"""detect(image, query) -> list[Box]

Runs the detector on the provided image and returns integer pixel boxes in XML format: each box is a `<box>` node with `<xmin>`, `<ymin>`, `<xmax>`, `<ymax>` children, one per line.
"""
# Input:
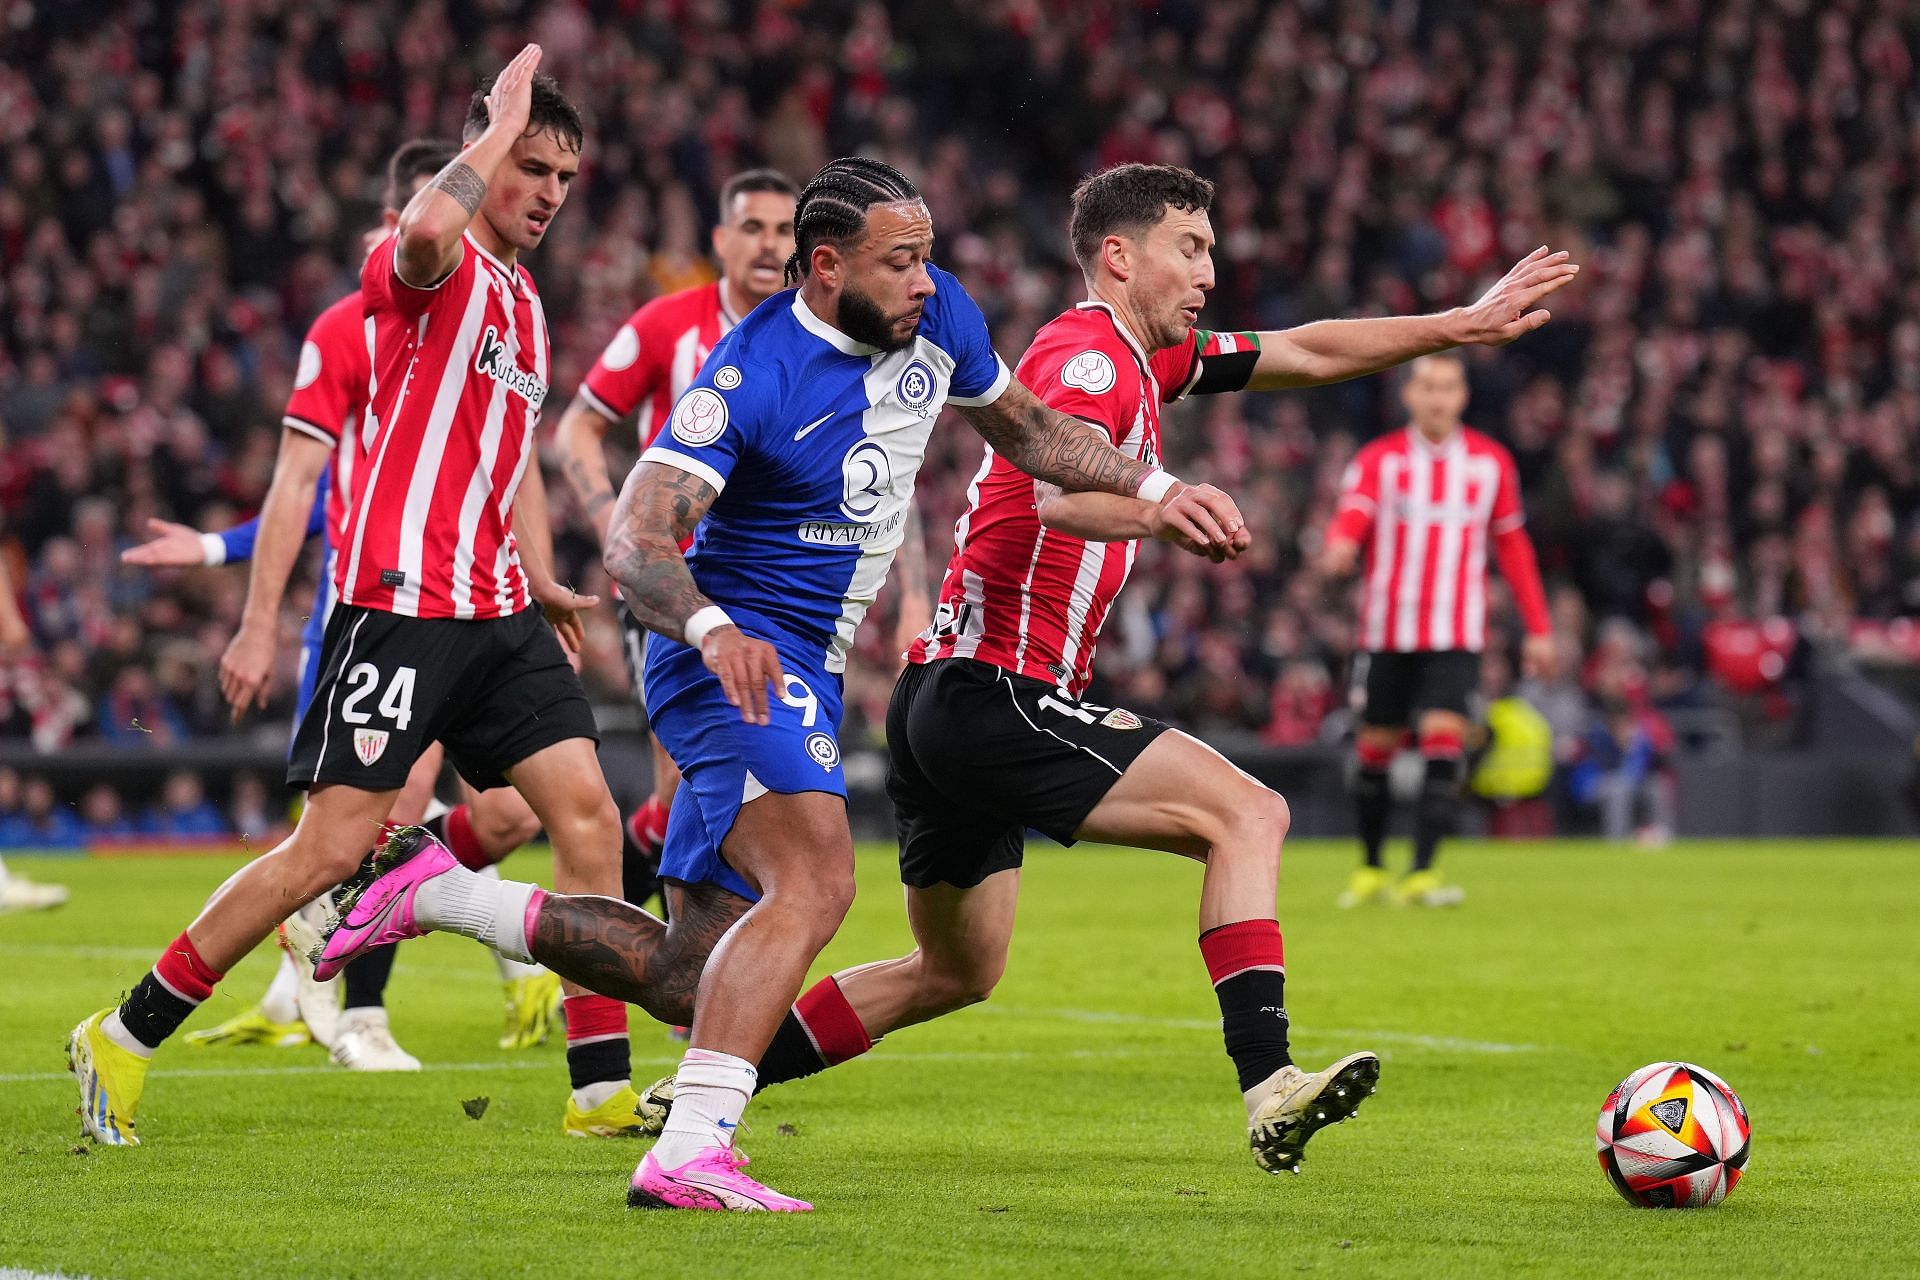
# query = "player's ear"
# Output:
<box><xmin>810</xmin><ymin>243</ymin><xmax>842</xmax><ymax>287</ymax></box>
<box><xmin>711</xmin><ymin>224</ymin><xmax>727</xmax><ymax>258</ymax></box>
<box><xmin>1102</xmin><ymin>234</ymin><xmax>1130</xmax><ymax>282</ymax></box>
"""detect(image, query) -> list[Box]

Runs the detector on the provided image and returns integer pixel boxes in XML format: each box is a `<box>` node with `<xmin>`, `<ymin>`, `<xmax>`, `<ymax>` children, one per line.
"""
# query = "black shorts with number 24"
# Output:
<box><xmin>887</xmin><ymin>657</ymin><xmax>1171</xmax><ymax>891</ymax></box>
<box><xmin>286</xmin><ymin>603</ymin><xmax>599</xmax><ymax>793</ymax></box>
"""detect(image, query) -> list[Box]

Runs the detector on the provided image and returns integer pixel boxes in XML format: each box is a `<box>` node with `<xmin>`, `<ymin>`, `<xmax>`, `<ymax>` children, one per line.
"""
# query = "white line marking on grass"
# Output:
<box><xmin>983</xmin><ymin>1005</ymin><xmax>1539</xmax><ymax>1054</ymax></box>
<box><xmin>0</xmin><ymin>1270</ymin><xmax>98</xmax><ymax>1280</ymax></box>
<box><xmin>0</xmin><ymin>1049</ymin><xmax>1113</xmax><ymax>1086</ymax></box>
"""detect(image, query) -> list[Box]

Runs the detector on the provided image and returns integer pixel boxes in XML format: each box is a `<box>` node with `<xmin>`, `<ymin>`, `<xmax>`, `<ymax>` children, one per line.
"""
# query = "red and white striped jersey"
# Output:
<box><xmin>576</xmin><ymin>281</ymin><xmax>743</xmax><ymax>448</ymax></box>
<box><xmin>910</xmin><ymin>301</ymin><xmax>1224</xmax><ymax>695</ymax></box>
<box><xmin>282</xmin><ymin>289</ymin><xmax>371</xmax><ymax>547</ymax></box>
<box><xmin>1327</xmin><ymin>425</ymin><xmax>1550</xmax><ymax>653</ymax></box>
<box><xmin>339</xmin><ymin>233</ymin><xmax>550</xmax><ymax>620</ymax></box>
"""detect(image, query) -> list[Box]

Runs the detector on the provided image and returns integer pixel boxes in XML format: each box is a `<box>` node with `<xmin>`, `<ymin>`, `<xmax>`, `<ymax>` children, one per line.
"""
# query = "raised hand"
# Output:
<box><xmin>484</xmin><ymin>43</ymin><xmax>543</xmax><ymax>141</ymax></box>
<box><xmin>122</xmin><ymin>518</ymin><xmax>210</xmax><ymax>568</ymax></box>
<box><xmin>1454</xmin><ymin>247</ymin><xmax>1581</xmax><ymax>346</ymax></box>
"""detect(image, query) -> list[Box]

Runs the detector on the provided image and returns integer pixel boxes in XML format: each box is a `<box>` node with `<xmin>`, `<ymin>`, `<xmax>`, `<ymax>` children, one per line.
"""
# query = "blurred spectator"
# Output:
<box><xmin>1569</xmin><ymin>666</ymin><xmax>1678</xmax><ymax>847</ymax></box>
<box><xmin>1470</xmin><ymin>650</ymin><xmax>1556</xmax><ymax>838</ymax></box>
<box><xmin>146</xmin><ymin>771</ymin><xmax>228</xmax><ymax>840</ymax></box>
<box><xmin>78</xmin><ymin>782</ymin><xmax>141</xmax><ymax>840</ymax></box>
<box><xmin>0</xmin><ymin>774</ymin><xmax>86</xmax><ymax>848</ymax></box>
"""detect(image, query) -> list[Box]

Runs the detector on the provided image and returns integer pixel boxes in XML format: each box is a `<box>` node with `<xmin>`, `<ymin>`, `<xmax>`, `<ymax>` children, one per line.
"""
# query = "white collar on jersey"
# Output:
<box><xmin>717</xmin><ymin>279</ymin><xmax>746</xmax><ymax>328</ymax></box>
<box><xmin>463</xmin><ymin>231</ymin><xmax>522</xmax><ymax>292</ymax></box>
<box><xmin>1074</xmin><ymin>299</ymin><xmax>1152</xmax><ymax>373</ymax></box>
<box><xmin>791</xmin><ymin>291</ymin><xmax>881</xmax><ymax>356</ymax></box>
<box><xmin>1404</xmin><ymin>423</ymin><xmax>1466</xmax><ymax>455</ymax></box>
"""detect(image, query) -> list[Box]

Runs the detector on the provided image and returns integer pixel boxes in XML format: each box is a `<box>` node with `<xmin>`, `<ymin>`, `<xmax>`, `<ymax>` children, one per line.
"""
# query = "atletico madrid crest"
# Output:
<box><xmin>353</xmin><ymin>728</ymin><xmax>390</xmax><ymax>767</ymax></box>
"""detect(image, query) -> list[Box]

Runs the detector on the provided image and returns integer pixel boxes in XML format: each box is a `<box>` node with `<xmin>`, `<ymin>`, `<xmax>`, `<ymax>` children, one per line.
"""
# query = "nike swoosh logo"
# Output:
<box><xmin>793</xmin><ymin>412</ymin><xmax>834</xmax><ymax>441</ymax></box>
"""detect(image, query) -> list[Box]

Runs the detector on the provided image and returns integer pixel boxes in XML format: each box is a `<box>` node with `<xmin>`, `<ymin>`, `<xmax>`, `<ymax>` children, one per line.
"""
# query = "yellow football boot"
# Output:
<box><xmin>67</xmin><ymin>1009</ymin><xmax>150</xmax><ymax>1146</ymax></box>
<box><xmin>499</xmin><ymin>971</ymin><xmax>563</xmax><ymax>1050</ymax></box>
<box><xmin>183</xmin><ymin>1005</ymin><xmax>310</xmax><ymax>1048</ymax></box>
<box><xmin>1336</xmin><ymin>864</ymin><xmax>1393</xmax><ymax>908</ymax></box>
<box><xmin>1393</xmin><ymin>868</ymin><xmax>1465</xmax><ymax>908</ymax></box>
<box><xmin>562</xmin><ymin>1083</ymin><xmax>670</xmax><ymax>1139</ymax></box>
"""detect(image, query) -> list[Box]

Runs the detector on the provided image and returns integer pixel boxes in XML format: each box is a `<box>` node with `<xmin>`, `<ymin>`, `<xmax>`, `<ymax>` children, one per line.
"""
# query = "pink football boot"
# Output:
<box><xmin>627</xmin><ymin>1146</ymin><xmax>813</xmax><ymax>1213</ymax></box>
<box><xmin>311</xmin><ymin>826</ymin><xmax>457</xmax><ymax>980</ymax></box>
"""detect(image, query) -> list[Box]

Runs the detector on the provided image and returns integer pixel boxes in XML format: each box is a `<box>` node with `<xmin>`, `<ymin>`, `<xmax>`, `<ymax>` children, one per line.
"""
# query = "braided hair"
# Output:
<box><xmin>783</xmin><ymin>157</ymin><xmax>922</xmax><ymax>286</ymax></box>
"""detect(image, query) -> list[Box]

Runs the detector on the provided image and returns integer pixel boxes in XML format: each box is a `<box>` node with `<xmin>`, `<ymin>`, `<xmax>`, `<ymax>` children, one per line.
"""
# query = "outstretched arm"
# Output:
<box><xmin>123</xmin><ymin>478</ymin><xmax>328</xmax><ymax>568</ymax></box>
<box><xmin>1225</xmin><ymin>248</ymin><xmax>1580</xmax><ymax>393</ymax></box>
<box><xmin>604</xmin><ymin>461</ymin><xmax>784</xmax><ymax>724</ymax></box>
<box><xmin>393</xmin><ymin>44</ymin><xmax>543</xmax><ymax>288</ymax></box>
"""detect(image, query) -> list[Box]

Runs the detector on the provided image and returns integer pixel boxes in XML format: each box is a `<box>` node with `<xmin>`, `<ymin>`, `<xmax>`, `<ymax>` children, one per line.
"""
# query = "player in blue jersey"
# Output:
<box><xmin>315</xmin><ymin>156</ymin><xmax>1247</xmax><ymax>1210</ymax></box>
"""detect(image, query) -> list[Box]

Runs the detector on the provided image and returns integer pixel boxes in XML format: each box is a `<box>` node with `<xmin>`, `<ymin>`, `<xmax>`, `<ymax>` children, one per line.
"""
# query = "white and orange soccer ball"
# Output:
<box><xmin>1595</xmin><ymin>1061</ymin><xmax>1751</xmax><ymax>1208</ymax></box>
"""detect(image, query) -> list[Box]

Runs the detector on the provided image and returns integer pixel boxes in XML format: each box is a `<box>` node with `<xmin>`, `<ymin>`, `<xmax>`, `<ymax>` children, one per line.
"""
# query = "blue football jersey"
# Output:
<box><xmin>638</xmin><ymin>264</ymin><xmax>1010</xmax><ymax>672</ymax></box>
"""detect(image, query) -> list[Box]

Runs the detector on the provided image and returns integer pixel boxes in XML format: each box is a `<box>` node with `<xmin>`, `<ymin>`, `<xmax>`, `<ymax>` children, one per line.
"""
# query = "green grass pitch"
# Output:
<box><xmin>2</xmin><ymin>839</ymin><xmax>1917</xmax><ymax>1279</ymax></box>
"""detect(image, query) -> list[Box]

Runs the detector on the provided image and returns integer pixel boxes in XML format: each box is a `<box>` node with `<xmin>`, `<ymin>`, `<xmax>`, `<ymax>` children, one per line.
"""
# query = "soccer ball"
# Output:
<box><xmin>1595</xmin><ymin>1061</ymin><xmax>1751</xmax><ymax>1208</ymax></box>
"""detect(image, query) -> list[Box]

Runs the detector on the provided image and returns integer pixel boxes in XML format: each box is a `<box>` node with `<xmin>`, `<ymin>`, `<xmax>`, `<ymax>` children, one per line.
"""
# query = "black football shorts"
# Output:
<box><xmin>287</xmin><ymin>603</ymin><xmax>599</xmax><ymax>793</ymax></box>
<box><xmin>1352</xmin><ymin>649</ymin><xmax>1480</xmax><ymax>728</ymax></box>
<box><xmin>886</xmin><ymin>657</ymin><xmax>1171</xmax><ymax>890</ymax></box>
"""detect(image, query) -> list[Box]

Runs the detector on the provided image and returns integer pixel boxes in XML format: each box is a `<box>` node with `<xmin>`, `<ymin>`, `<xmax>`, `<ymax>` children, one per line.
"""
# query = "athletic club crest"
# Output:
<box><xmin>1100</xmin><ymin>707</ymin><xmax>1143</xmax><ymax>731</ymax></box>
<box><xmin>354</xmin><ymin>728</ymin><xmax>390</xmax><ymax>766</ymax></box>
<box><xmin>895</xmin><ymin>360</ymin><xmax>937</xmax><ymax>416</ymax></box>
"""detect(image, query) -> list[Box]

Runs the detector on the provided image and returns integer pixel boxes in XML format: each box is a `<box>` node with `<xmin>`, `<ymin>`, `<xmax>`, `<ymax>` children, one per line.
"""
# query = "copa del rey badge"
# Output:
<box><xmin>354</xmin><ymin>728</ymin><xmax>390</xmax><ymax>766</ymax></box>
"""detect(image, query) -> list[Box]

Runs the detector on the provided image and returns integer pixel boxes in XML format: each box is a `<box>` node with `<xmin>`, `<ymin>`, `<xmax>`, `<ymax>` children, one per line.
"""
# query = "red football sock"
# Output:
<box><xmin>442</xmin><ymin>804</ymin><xmax>491</xmax><ymax>871</ymax></box>
<box><xmin>563</xmin><ymin>994</ymin><xmax>630</xmax><ymax>1089</ymax></box>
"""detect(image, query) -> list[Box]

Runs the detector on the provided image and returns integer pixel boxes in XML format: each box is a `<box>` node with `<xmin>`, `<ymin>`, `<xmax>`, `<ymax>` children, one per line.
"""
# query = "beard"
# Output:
<box><xmin>839</xmin><ymin>281</ymin><xmax>919</xmax><ymax>352</ymax></box>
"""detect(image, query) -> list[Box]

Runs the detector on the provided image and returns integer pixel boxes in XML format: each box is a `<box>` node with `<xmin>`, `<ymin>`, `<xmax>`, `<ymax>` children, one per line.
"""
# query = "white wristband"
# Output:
<box><xmin>1137</xmin><ymin>470</ymin><xmax>1181</xmax><ymax>503</ymax></box>
<box><xmin>200</xmin><ymin>533</ymin><xmax>229</xmax><ymax>566</ymax></box>
<box><xmin>684</xmin><ymin>605</ymin><xmax>735</xmax><ymax>651</ymax></box>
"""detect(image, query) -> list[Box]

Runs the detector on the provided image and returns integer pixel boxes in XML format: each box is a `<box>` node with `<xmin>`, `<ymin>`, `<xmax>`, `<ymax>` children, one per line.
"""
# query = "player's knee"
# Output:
<box><xmin>916</xmin><ymin>951</ymin><xmax>1003</xmax><ymax>1013</ymax></box>
<box><xmin>546</xmin><ymin>792</ymin><xmax>622</xmax><ymax>872</ymax></box>
<box><xmin>297</xmin><ymin>835</ymin><xmax>378</xmax><ymax>890</ymax></box>
<box><xmin>1198</xmin><ymin>781</ymin><xmax>1289</xmax><ymax>854</ymax></box>
<box><xmin>475</xmin><ymin>802</ymin><xmax>542</xmax><ymax>853</ymax></box>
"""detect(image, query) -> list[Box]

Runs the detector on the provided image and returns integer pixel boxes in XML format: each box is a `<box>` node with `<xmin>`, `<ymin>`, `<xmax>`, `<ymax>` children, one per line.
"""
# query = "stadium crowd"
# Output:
<box><xmin>3</xmin><ymin>0</ymin><xmax>1920</xmax><ymax>831</ymax></box>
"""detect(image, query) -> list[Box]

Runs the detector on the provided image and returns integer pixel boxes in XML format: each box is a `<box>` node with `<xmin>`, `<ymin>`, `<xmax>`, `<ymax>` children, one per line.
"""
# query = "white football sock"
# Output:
<box><xmin>411</xmin><ymin>862</ymin><xmax>539</xmax><ymax>964</ymax></box>
<box><xmin>570</xmin><ymin>1079</ymin><xmax>627</xmax><ymax>1110</ymax></box>
<box><xmin>474</xmin><ymin>866</ymin><xmax>546</xmax><ymax>980</ymax></box>
<box><xmin>102</xmin><ymin>1009</ymin><xmax>154</xmax><ymax>1059</ymax></box>
<box><xmin>652</xmin><ymin>1048</ymin><xmax>757</xmax><ymax>1168</ymax></box>
<box><xmin>260</xmin><ymin>952</ymin><xmax>301</xmax><ymax>1024</ymax></box>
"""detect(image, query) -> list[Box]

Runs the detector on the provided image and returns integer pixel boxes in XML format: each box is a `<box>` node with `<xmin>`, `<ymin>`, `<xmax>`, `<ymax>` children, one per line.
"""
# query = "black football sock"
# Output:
<box><xmin>1199</xmin><ymin>920</ymin><xmax>1291</xmax><ymax>1092</ymax></box>
<box><xmin>1352</xmin><ymin>767</ymin><xmax>1391</xmax><ymax>869</ymax></box>
<box><xmin>341</xmin><ymin>943</ymin><xmax>398</xmax><ymax>1010</ymax></box>
<box><xmin>1413</xmin><ymin>755</ymin><xmax>1463</xmax><ymax>873</ymax></box>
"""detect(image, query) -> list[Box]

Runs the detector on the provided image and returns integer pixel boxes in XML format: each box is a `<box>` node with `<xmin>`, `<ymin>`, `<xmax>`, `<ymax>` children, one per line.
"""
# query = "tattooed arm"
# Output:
<box><xmin>553</xmin><ymin>394</ymin><xmax>621</xmax><ymax>547</ymax></box>
<box><xmin>956</xmin><ymin>378</ymin><xmax>1181</xmax><ymax>500</ymax></box>
<box><xmin>605</xmin><ymin>461</ymin><xmax>787</xmax><ymax>724</ymax></box>
<box><xmin>394</xmin><ymin>44</ymin><xmax>544</xmax><ymax>287</ymax></box>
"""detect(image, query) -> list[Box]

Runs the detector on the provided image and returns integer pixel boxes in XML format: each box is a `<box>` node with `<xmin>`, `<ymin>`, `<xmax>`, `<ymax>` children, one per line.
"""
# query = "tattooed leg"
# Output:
<box><xmin>529</xmin><ymin>881</ymin><xmax>748</xmax><ymax>1026</ymax></box>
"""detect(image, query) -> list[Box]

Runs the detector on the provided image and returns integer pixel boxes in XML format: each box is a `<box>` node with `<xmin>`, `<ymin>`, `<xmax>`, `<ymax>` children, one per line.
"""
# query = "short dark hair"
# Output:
<box><xmin>383</xmin><ymin>139</ymin><xmax>459</xmax><ymax>211</ymax></box>
<box><xmin>1068</xmin><ymin>163</ymin><xmax>1216</xmax><ymax>273</ymax></box>
<box><xmin>784</xmin><ymin>157</ymin><xmax>921</xmax><ymax>286</ymax></box>
<box><xmin>463</xmin><ymin>72</ymin><xmax>584</xmax><ymax>152</ymax></box>
<box><xmin>718</xmin><ymin>168</ymin><xmax>799</xmax><ymax>224</ymax></box>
